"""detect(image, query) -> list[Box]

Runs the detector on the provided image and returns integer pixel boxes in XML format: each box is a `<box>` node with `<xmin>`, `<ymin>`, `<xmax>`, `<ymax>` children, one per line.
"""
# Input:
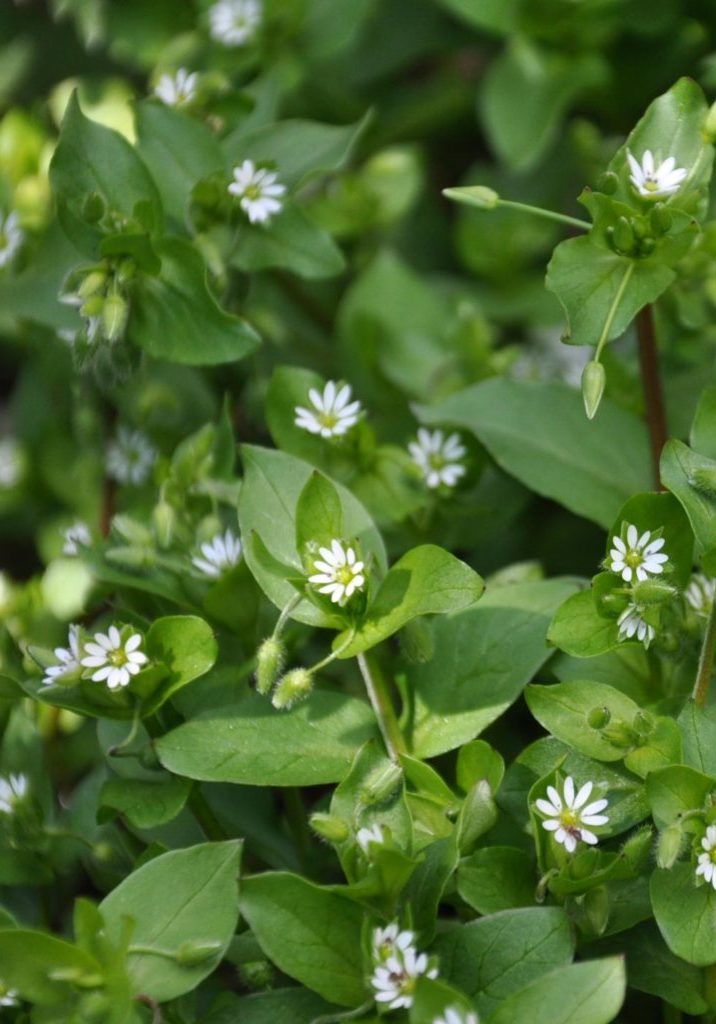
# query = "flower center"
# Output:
<box><xmin>428</xmin><ymin>453</ymin><xmax>446</xmax><ymax>470</ymax></box>
<box><xmin>643</xmin><ymin>177</ymin><xmax>659</xmax><ymax>192</ymax></box>
<box><xmin>625</xmin><ymin>550</ymin><xmax>644</xmax><ymax>569</ymax></box>
<box><xmin>318</xmin><ymin>411</ymin><xmax>338</xmax><ymax>429</ymax></box>
<box><xmin>244</xmin><ymin>184</ymin><xmax>263</xmax><ymax>201</ymax></box>
<box><xmin>336</xmin><ymin>566</ymin><xmax>356</xmax><ymax>585</ymax></box>
<box><xmin>109</xmin><ymin>648</ymin><xmax>128</xmax><ymax>668</ymax></box>
<box><xmin>559</xmin><ymin>809</ymin><xmax>579</xmax><ymax>829</ymax></box>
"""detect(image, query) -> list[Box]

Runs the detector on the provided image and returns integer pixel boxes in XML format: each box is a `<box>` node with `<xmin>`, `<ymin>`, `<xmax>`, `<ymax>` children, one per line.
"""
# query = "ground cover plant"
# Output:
<box><xmin>4</xmin><ymin>1</ymin><xmax>716</xmax><ymax>1022</ymax></box>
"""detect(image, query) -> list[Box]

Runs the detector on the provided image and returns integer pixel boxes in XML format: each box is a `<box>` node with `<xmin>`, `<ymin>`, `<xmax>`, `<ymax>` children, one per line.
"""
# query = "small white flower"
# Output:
<box><xmin>617</xmin><ymin>602</ymin><xmax>655</xmax><ymax>647</ymax></box>
<box><xmin>308</xmin><ymin>539</ymin><xmax>366</xmax><ymax>605</ymax></box>
<box><xmin>435</xmin><ymin>1008</ymin><xmax>479</xmax><ymax>1024</ymax></box>
<box><xmin>408</xmin><ymin>428</ymin><xmax>467</xmax><ymax>489</ymax></box>
<box><xmin>372</xmin><ymin>923</ymin><xmax>416</xmax><ymax>962</ymax></box>
<box><xmin>0</xmin><ymin>986</ymin><xmax>19</xmax><ymax>1007</ymax></box>
<box><xmin>534</xmin><ymin>776</ymin><xmax>609</xmax><ymax>854</ymax></box>
<box><xmin>81</xmin><ymin>625</ymin><xmax>148</xmax><ymax>690</ymax></box>
<box><xmin>62</xmin><ymin>521</ymin><xmax>91</xmax><ymax>556</ymax></box>
<box><xmin>627</xmin><ymin>149</ymin><xmax>687</xmax><ymax>199</ymax></box>
<box><xmin>106</xmin><ymin>427</ymin><xmax>157</xmax><ymax>486</ymax></box>
<box><xmin>209</xmin><ymin>0</ymin><xmax>262</xmax><ymax>45</ymax></box>
<box><xmin>685</xmin><ymin>573</ymin><xmax>715</xmax><ymax>617</ymax></box>
<box><xmin>295</xmin><ymin>381</ymin><xmax>362</xmax><ymax>439</ymax></box>
<box><xmin>154</xmin><ymin>68</ymin><xmax>199</xmax><ymax>107</ymax></box>
<box><xmin>371</xmin><ymin>947</ymin><xmax>438</xmax><ymax>1011</ymax></box>
<box><xmin>609</xmin><ymin>522</ymin><xmax>668</xmax><ymax>583</ymax></box>
<box><xmin>357</xmin><ymin>823</ymin><xmax>385</xmax><ymax>854</ymax></box>
<box><xmin>228</xmin><ymin>159</ymin><xmax>286</xmax><ymax>225</ymax></box>
<box><xmin>0</xmin><ymin>211</ymin><xmax>23</xmax><ymax>268</ymax></box>
<box><xmin>696</xmin><ymin>825</ymin><xmax>716</xmax><ymax>889</ymax></box>
<box><xmin>192</xmin><ymin>529</ymin><xmax>242</xmax><ymax>578</ymax></box>
<box><xmin>0</xmin><ymin>437</ymin><xmax>22</xmax><ymax>488</ymax></box>
<box><xmin>0</xmin><ymin>774</ymin><xmax>28</xmax><ymax>814</ymax></box>
<box><xmin>43</xmin><ymin>624</ymin><xmax>82</xmax><ymax>687</ymax></box>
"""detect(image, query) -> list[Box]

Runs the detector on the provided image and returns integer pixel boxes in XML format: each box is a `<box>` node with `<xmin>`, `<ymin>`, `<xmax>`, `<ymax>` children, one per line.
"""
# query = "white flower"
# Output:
<box><xmin>435</xmin><ymin>1008</ymin><xmax>479</xmax><ymax>1024</ymax></box>
<box><xmin>192</xmin><ymin>529</ymin><xmax>242</xmax><ymax>578</ymax></box>
<box><xmin>617</xmin><ymin>602</ymin><xmax>655</xmax><ymax>647</ymax></box>
<box><xmin>106</xmin><ymin>427</ymin><xmax>157</xmax><ymax>486</ymax></box>
<box><xmin>0</xmin><ymin>774</ymin><xmax>28</xmax><ymax>814</ymax></box>
<box><xmin>0</xmin><ymin>437</ymin><xmax>22</xmax><ymax>488</ymax></box>
<box><xmin>535</xmin><ymin>776</ymin><xmax>609</xmax><ymax>854</ymax></box>
<box><xmin>408</xmin><ymin>428</ymin><xmax>467</xmax><ymax>489</ymax></box>
<box><xmin>209</xmin><ymin>0</ymin><xmax>261</xmax><ymax>45</ymax></box>
<box><xmin>294</xmin><ymin>381</ymin><xmax>362</xmax><ymax>439</ymax></box>
<box><xmin>43</xmin><ymin>624</ymin><xmax>82</xmax><ymax>687</ymax></box>
<box><xmin>372</xmin><ymin>923</ymin><xmax>416</xmax><ymax>962</ymax></box>
<box><xmin>627</xmin><ymin>150</ymin><xmax>687</xmax><ymax>199</ymax></box>
<box><xmin>228</xmin><ymin>159</ymin><xmax>286</xmax><ymax>224</ymax></box>
<box><xmin>686</xmin><ymin>573</ymin><xmax>715</xmax><ymax>617</ymax></box>
<box><xmin>696</xmin><ymin>825</ymin><xmax>716</xmax><ymax>889</ymax></box>
<box><xmin>0</xmin><ymin>986</ymin><xmax>19</xmax><ymax>1007</ymax></box>
<box><xmin>371</xmin><ymin>946</ymin><xmax>438</xmax><ymax>1011</ymax></box>
<box><xmin>62</xmin><ymin>521</ymin><xmax>91</xmax><ymax>556</ymax></box>
<box><xmin>609</xmin><ymin>523</ymin><xmax>667</xmax><ymax>583</ymax></box>
<box><xmin>81</xmin><ymin>625</ymin><xmax>148</xmax><ymax>690</ymax></box>
<box><xmin>0</xmin><ymin>211</ymin><xmax>23</xmax><ymax>268</ymax></box>
<box><xmin>308</xmin><ymin>539</ymin><xmax>366</xmax><ymax>605</ymax></box>
<box><xmin>154</xmin><ymin>68</ymin><xmax>199</xmax><ymax>107</ymax></box>
<box><xmin>357</xmin><ymin>823</ymin><xmax>385</xmax><ymax>854</ymax></box>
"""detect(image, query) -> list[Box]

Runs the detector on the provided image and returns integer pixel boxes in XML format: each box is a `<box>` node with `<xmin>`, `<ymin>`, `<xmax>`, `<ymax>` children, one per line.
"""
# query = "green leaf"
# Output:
<box><xmin>223</xmin><ymin>114</ymin><xmax>371</xmax><ymax>189</ymax></box>
<box><xmin>100</xmin><ymin>841</ymin><xmax>241</xmax><ymax>1001</ymax></box>
<box><xmin>526</xmin><ymin>680</ymin><xmax>640</xmax><ymax>762</ymax></box>
<box><xmin>50</xmin><ymin>90</ymin><xmax>162</xmax><ymax>256</ymax></box>
<box><xmin>434</xmin><ymin>907</ymin><xmax>573</xmax><ymax>1017</ymax></box>
<box><xmin>548</xmin><ymin>590</ymin><xmax>619</xmax><ymax>658</ymax></box>
<box><xmin>409</xmin><ymin>579</ymin><xmax>577</xmax><ymax>757</ymax></box>
<box><xmin>678</xmin><ymin>700</ymin><xmax>716</xmax><ymax>775</ymax></box>
<box><xmin>645</xmin><ymin>765</ymin><xmax>714</xmax><ymax>828</ymax></box>
<box><xmin>143</xmin><ymin>615</ymin><xmax>217</xmax><ymax>713</ymax></box>
<box><xmin>546</xmin><ymin>235</ymin><xmax>674</xmax><ymax>349</ymax></box>
<box><xmin>458</xmin><ymin>847</ymin><xmax>535</xmax><ymax>915</ymax></box>
<box><xmin>231</xmin><ymin>203</ymin><xmax>345</xmax><ymax>280</ymax></box>
<box><xmin>410</xmin><ymin>976</ymin><xmax>477</xmax><ymax>1024</ymax></box>
<box><xmin>485</xmin><ymin>957</ymin><xmax>626</xmax><ymax>1024</ymax></box>
<box><xmin>131</xmin><ymin>236</ymin><xmax>260</xmax><ymax>365</ymax></box>
<box><xmin>155</xmin><ymin>690</ymin><xmax>379</xmax><ymax>786</ymax></box>
<box><xmin>239</xmin><ymin>872</ymin><xmax>366</xmax><ymax>1006</ymax></box>
<box><xmin>239</xmin><ymin>445</ymin><xmax>386</xmax><ymax>628</ymax></box>
<box><xmin>690</xmin><ymin>384</ymin><xmax>716</xmax><ymax>460</ymax></box>
<box><xmin>433</xmin><ymin>0</ymin><xmax>517</xmax><ymax>32</ymax></box>
<box><xmin>402</xmin><ymin>835</ymin><xmax>459</xmax><ymax>942</ymax></box>
<box><xmin>0</xmin><ymin>930</ymin><xmax>102</xmax><ymax>1005</ymax></box>
<box><xmin>99</xmin><ymin>774</ymin><xmax>192</xmax><ymax>829</ymax></box>
<box><xmin>295</xmin><ymin>471</ymin><xmax>343</xmax><ymax>552</ymax></box>
<box><xmin>335</xmin><ymin>545</ymin><xmax>484</xmax><ymax>658</ymax></box>
<box><xmin>623</xmin><ymin>716</ymin><xmax>682</xmax><ymax>778</ymax></box>
<box><xmin>135</xmin><ymin>100</ymin><xmax>224</xmax><ymax>225</ymax></box>
<box><xmin>205</xmin><ymin>989</ymin><xmax>340</xmax><ymax>1024</ymax></box>
<box><xmin>417</xmin><ymin>379</ymin><xmax>650</xmax><ymax>528</ymax></box>
<box><xmin>457</xmin><ymin>740</ymin><xmax>505</xmax><ymax>794</ymax></box>
<box><xmin>651</xmin><ymin>862</ymin><xmax>716</xmax><ymax>966</ymax></box>
<box><xmin>661</xmin><ymin>439</ymin><xmax>716</xmax><ymax>559</ymax></box>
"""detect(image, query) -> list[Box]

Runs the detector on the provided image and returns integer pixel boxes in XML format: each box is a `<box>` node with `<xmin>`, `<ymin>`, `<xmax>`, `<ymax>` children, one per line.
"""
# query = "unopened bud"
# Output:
<box><xmin>632</xmin><ymin>710</ymin><xmax>654</xmax><ymax>737</ymax></box>
<box><xmin>174</xmin><ymin>940</ymin><xmax>222</xmax><ymax>966</ymax></box>
<box><xmin>237</xmin><ymin>959</ymin><xmax>276</xmax><ymax>990</ymax></box>
<box><xmin>632</xmin><ymin>579</ymin><xmax>676</xmax><ymax>604</ymax></box>
<box><xmin>116</xmin><ymin>259</ymin><xmax>136</xmax><ymax>285</ymax></box>
<box><xmin>105</xmin><ymin>545</ymin><xmax>155</xmax><ymax>569</ymax></box>
<box><xmin>102</xmin><ymin>292</ymin><xmax>129</xmax><ymax>343</ymax></box>
<box><xmin>271</xmin><ymin>668</ymin><xmax>313</xmax><ymax>710</ymax></box>
<box><xmin>309</xmin><ymin>812</ymin><xmax>350</xmax><ymax>843</ymax></box>
<box><xmin>597</xmin><ymin>171</ymin><xmax>618</xmax><ymax>195</ymax></box>
<box><xmin>613</xmin><ymin>216</ymin><xmax>634</xmax><ymax>253</ymax></box>
<box><xmin>443</xmin><ymin>185</ymin><xmax>499</xmax><ymax>210</ymax></box>
<box><xmin>689</xmin><ymin>467</ymin><xmax>716</xmax><ymax>497</ymax></box>
<box><xmin>256</xmin><ymin>637</ymin><xmax>285</xmax><ymax>696</ymax></box>
<box><xmin>656</xmin><ymin>823</ymin><xmax>684</xmax><ymax>869</ymax></box>
<box><xmin>152</xmin><ymin>500</ymin><xmax>176</xmax><ymax>549</ymax></box>
<box><xmin>582</xmin><ymin>360</ymin><xmax>605</xmax><ymax>420</ymax></box>
<box><xmin>631</xmin><ymin>218</ymin><xmax>649</xmax><ymax>240</ymax></box>
<box><xmin>587</xmin><ymin>705</ymin><xmax>611</xmax><ymax>729</ymax></box>
<box><xmin>638</xmin><ymin>237</ymin><xmax>656</xmax><ymax>257</ymax></box>
<box><xmin>80</xmin><ymin>294</ymin><xmax>104</xmax><ymax>319</ymax></box>
<box><xmin>359</xmin><ymin>761</ymin><xmax>403</xmax><ymax>807</ymax></box>
<box><xmin>77</xmin><ymin>269</ymin><xmax>107</xmax><ymax>300</ymax></box>
<box><xmin>601</xmin><ymin>720</ymin><xmax>637</xmax><ymax>748</ymax></box>
<box><xmin>650</xmin><ymin>203</ymin><xmax>672</xmax><ymax>235</ymax></box>
<box><xmin>704</xmin><ymin>101</ymin><xmax>716</xmax><ymax>144</ymax></box>
<box><xmin>622</xmin><ymin>826</ymin><xmax>653</xmax><ymax>870</ymax></box>
<box><xmin>113</xmin><ymin>515</ymin><xmax>153</xmax><ymax>545</ymax></box>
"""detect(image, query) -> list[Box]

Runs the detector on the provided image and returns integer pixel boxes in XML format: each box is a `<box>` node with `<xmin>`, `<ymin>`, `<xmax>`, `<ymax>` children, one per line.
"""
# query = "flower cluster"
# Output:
<box><xmin>370</xmin><ymin>923</ymin><xmax>438</xmax><ymax>1011</ymax></box>
<box><xmin>607</xmin><ymin>522</ymin><xmax>668</xmax><ymax>649</ymax></box>
<box><xmin>42</xmin><ymin>624</ymin><xmax>149</xmax><ymax>692</ymax></box>
<box><xmin>308</xmin><ymin>539</ymin><xmax>366</xmax><ymax>605</ymax></box>
<box><xmin>534</xmin><ymin>776</ymin><xmax>609</xmax><ymax>854</ymax></box>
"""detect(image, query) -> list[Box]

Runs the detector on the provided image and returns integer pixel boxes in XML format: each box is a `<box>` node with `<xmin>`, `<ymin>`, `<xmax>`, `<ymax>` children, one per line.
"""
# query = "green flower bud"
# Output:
<box><xmin>601</xmin><ymin>719</ymin><xmax>637</xmax><ymax>749</ymax></box>
<box><xmin>113</xmin><ymin>515</ymin><xmax>153</xmax><ymax>545</ymax></box>
<box><xmin>152</xmin><ymin>499</ymin><xmax>176</xmax><ymax>549</ymax></box>
<box><xmin>587</xmin><ymin>705</ymin><xmax>611</xmax><ymax>729</ymax></box>
<box><xmin>638</xmin><ymin>237</ymin><xmax>656</xmax><ymax>257</ymax></box>
<box><xmin>704</xmin><ymin>101</ymin><xmax>716</xmax><ymax>145</ymax></box>
<box><xmin>255</xmin><ymin>637</ymin><xmax>285</xmax><ymax>696</ymax></box>
<box><xmin>688</xmin><ymin>467</ymin><xmax>716</xmax><ymax>497</ymax></box>
<box><xmin>82</xmin><ymin>192</ymin><xmax>106</xmax><ymax>224</ymax></box>
<box><xmin>631</xmin><ymin>579</ymin><xmax>677</xmax><ymax>604</ymax></box>
<box><xmin>77</xmin><ymin>269</ymin><xmax>108</xmax><ymax>300</ymax></box>
<box><xmin>271</xmin><ymin>668</ymin><xmax>313</xmax><ymax>710</ymax></box>
<box><xmin>102</xmin><ymin>292</ymin><xmax>129</xmax><ymax>343</ymax></box>
<box><xmin>621</xmin><ymin>826</ymin><xmax>653</xmax><ymax>870</ymax></box>
<box><xmin>174</xmin><ymin>940</ymin><xmax>222</xmax><ymax>966</ymax></box>
<box><xmin>596</xmin><ymin>171</ymin><xmax>619</xmax><ymax>195</ymax></box>
<box><xmin>443</xmin><ymin>185</ymin><xmax>499</xmax><ymax>210</ymax></box>
<box><xmin>116</xmin><ymin>258</ymin><xmax>136</xmax><ymax>285</ymax></box>
<box><xmin>613</xmin><ymin>216</ymin><xmax>634</xmax><ymax>253</ymax></box>
<box><xmin>359</xmin><ymin>761</ymin><xmax>403</xmax><ymax>807</ymax></box>
<box><xmin>309</xmin><ymin>812</ymin><xmax>350</xmax><ymax>843</ymax></box>
<box><xmin>650</xmin><ymin>203</ymin><xmax>672</xmax><ymax>236</ymax></box>
<box><xmin>631</xmin><ymin>217</ymin><xmax>649</xmax><ymax>240</ymax></box>
<box><xmin>632</xmin><ymin>709</ymin><xmax>654</xmax><ymax>737</ymax></box>
<box><xmin>656</xmin><ymin>823</ymin><xmax>684</xmax><ymax>869</ymax></box>
<box><xmin>79</xmin><ymin>294</ymin><xmax>105</xmax><ymax>319</ymax></box>
<box><xmin>581</xmin><ymin>360</ymin><xmax>605</xmax><ymax>420</ymax></box>
<box><xmin>238</xmin><ymin>959</ymin><xmax>276</xmax><ymax>991</ymax></box>
<box><xmin>105</xmin><ymin>544</ymin><xmax>155</xmax><ymax>569</ymax></box>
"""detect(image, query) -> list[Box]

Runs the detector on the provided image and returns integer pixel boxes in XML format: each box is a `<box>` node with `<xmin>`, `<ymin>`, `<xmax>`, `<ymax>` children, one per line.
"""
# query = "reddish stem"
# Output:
<box><xmin>636</xmin><ymin>305</ymin><xmax>668</xmax><ymax>490</ymax></box>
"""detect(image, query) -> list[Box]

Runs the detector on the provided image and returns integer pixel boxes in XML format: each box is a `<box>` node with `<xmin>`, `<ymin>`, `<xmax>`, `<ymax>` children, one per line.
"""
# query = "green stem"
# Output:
<box><xmin>310</xmin><ymin>1001</ymin><xmax>375</xmax><ymax>1024</ymax></box>
<box><xmin>594</xmin><ymin>261</ymin><xmax>635</xmax><ymax>363</ymax></box>
<box><xmin>497</xmin><ymin>198</ymin><xmax>591</xmax><ymax>231</ymax></box>
<box><xmin>693</xmin><ymin>599</ymin><xmax>716</xmax><ymax>708</ymax></box>
<box><xmin>356</xmin><ymin>652</ymin><xmax>406</xmax><ymax>761</ymax></box>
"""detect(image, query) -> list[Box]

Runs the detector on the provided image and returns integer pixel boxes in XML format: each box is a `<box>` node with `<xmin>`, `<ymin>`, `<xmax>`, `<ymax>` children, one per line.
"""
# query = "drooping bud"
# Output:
<box><xmin>582</xmin><ymin>360</ymin><xmax>606</xmax><ymax>420</ymax></box>
<box><xmin>309</xmin><ymin>812</ymin><xmax>350</xmax><ymax>843</ymax></box>
<box><xmin>174</xmin><ymin>940</ymin><xmax>223</xmax><ymax>966</ymax></box>
<box><xmin>102</xmin><ymin>292</ymin><xmax>129</xmax><ymax>343</ymax></box>
<box><xmin>596</xmin><ymin>171</ymin><xmax>618</xmax><ymax>195</ymax></box>
<box><xmin>650</xmin><ymin>203</ymin><xmax>672</xmax><ymax>236</ymax></box>
<box><xmin>632</xmin><ymin>710</ymin><xmax>655</xmax><ymax>737</ymax></box>
<box><xmin>442</xmin><ymin>185</ymin><xmax>499</xmax><ymax>210</ymax></box>
<box><xmin>271</xmin><ymin>668</ymin><xmax>313</xmax><ymax>710</ymax></box>
<box><xmin>255</xmin><ymin>637</ymin><xmax>285</xmax><ymax>695</ymax></box>
<box><xmin>152</xmin><ymin>499</ymin><xmax>176</xmax><ymax>549</ymax></box>
<box><xmin>587</xmin><ymin>705</ymin><xmax>611</xmax><ymax>729</ymax></box>
<box><xmin>79</xmin><ymin>294</ymin><xmax>105</xmax><ymax>320</ymax></box>
<box><xmin>77</xmin><ymin>269</ymin><xmax>108</xmax><ymax>300</ymax></box>
<box><xmin>359</xmin><ymin>761</ymin><xmax>403</xmax><ymax>807</ymax></box>
<box><xmin>613</xmin><ymin>216</ymin><xmax>634</xmax><ymax>254</ymax></box>
<box><xmin>656</xmin><ymin>823</ymin><xmax>684</xmax><ymax>869</ymax></box>
<box><xmin>237</xmin><ymin>959</ymin><xmax>276</xmax><ymax>991</ymax></box>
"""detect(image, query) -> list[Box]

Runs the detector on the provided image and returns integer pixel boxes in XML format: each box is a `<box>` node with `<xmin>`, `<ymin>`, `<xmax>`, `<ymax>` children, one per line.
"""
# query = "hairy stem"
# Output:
<box><xmin>693</xmin><ymin>599</ymin><xmax>716</xmax><ymax>708</ymax></box>
<box><xmin>356</xmin><ymin>652</ymin><xmax>406</xmax><ymax>761</ymax></box>
<box><xmin>496</xmin><ymin>198</ymin><xmax>591</xmax><ymax>231</ymax></box>
<box><xmin>636</xmin><ymin>304</ymin><xmax>668</xmax><ymax>490</ymax></box>
<box><xmin>594</xmin><ymin>261</ymin><xmax>635</xmax><ymax>363</ymax></box>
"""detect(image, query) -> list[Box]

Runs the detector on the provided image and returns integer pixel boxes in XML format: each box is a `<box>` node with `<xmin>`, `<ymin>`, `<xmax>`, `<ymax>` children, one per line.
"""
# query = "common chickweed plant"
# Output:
<box><xmin>4</xmin><ymin>1</ymin><xmax>716</xmax><ymax>1022</ymax></box>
